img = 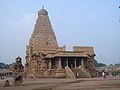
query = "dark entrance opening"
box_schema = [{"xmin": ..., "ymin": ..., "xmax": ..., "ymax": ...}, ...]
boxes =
[
  {"xmin": 68, "ymin": 57, "xmax": 75, "ymax": 68},
  {"xmin": 51, "ymin": 59, "xmax": 55, "ymax": 69},
  {"xmin": 76, "ymin": 58, "xmax": 81, "ymax": 67},
  {"xmin": 61, "ymin": 58, "xmax": 67, "ymax": 68}
]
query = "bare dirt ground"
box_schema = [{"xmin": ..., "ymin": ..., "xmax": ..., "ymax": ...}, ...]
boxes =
[{"xmin": 0, "ymin": 77, "xmax": 120, "ymax": 90}]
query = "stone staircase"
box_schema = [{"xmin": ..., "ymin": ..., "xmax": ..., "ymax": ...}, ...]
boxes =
[
  {"xmin": 65, "ymin": 66, "xmax": 76, "ymax": 78},
  {"xmin": 55, "ymin": 69, "xmax": 66, "ymax": 78},
  {"xmin": 65, "ymin": 66, "xmax": 91, "ymax": 78},
  {"xmin": 72, "ymin": 66, "xmax": 91, "ymax": 78}
]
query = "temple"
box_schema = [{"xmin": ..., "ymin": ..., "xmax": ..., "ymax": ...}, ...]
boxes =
[{"xmin": 25, "ymin": 7, "xmax": 96, "ymax": 78}]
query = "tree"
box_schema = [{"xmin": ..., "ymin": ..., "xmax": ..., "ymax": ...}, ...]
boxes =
[
  {"xmin": 0, "ymin": 62, "xmax": 5, "ymax": 69},
  {"xmin": 114, "ymin": 62, "xmax": 120, "ymax": 66},
  {"xmin": 0, "ymin": 62, "xmax": 15, "ymax": 69},
  {"xmin": 94, "ymin": 60, "xmax": 106, "ymax": 67}
]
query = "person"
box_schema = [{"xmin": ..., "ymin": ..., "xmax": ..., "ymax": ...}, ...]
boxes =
[
  {"xmin": 102, "ymin": 71, "xmax": 104, "ymax": 78},
  {"xmin": 104, "ymin": 72, "xmax": 106, "ymax": 80}
]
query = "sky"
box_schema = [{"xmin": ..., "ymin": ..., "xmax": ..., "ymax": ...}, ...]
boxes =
[{"xmin": 0, "ymin": 0, "xmax": 120, "ymax": 65}]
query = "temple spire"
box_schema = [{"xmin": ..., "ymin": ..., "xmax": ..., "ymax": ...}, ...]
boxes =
[
  {"xmin": 42, "ymin": 5, "xmax": 44, "ymax": 9},
  {"xmin": 38, "ymin": 6, "xmax": 48, "ymax": 16},
  {"xmin": 30, "ymin": 7, "xmax": 58, "ymax": 48}
]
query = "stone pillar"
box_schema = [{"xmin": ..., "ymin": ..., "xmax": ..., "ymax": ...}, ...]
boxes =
[
  {"xmin": 49, "ymin": 60, "xmax": 51, "ymax": 69},
  {"xmin": 58, "ymin": 58, "xmax": 62, "ymax": 69},
  {"xmin": 75, "ymin": 58, "xmax": 76, "ymax": 68},
  {"xmin": 84, "ymin": 60, "xmax": 87, "ymax": 69},
  {"xmin": 66, "ymin": 58, "xmax": 68, "ymax": 66},
  {"xmin": 81, "ymin": 58, "xmax": 84, "ymax": 68}
]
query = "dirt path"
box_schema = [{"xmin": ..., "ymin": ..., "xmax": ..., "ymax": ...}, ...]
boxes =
[
  {"xmin": 0, "ymin": 77, "xmax": 120, "ymax": 90},
  {"xmin": 29, "ymin": 78, "xmax": 120, "ymax": 90}
]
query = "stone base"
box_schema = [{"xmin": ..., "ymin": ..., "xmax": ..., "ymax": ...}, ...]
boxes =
[
  {"xmin": 14, "ymin": 81, "xmax": 23, "ymax": 86},
  {"xmin": 55, "ymin": 72, "xmax": 66, "ymax": 78},
  {"xmin": 55, "ymin": 69, "xmax": 66, "ymax": 78},
  {"xmin": 27, "ymin": 69, "xmax": 67, "ymax": 78}
]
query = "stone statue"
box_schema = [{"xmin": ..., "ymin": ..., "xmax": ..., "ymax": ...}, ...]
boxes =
[
  {"xmin": 4, "ymin": 80, "xmax": 10, "ymax": 87},
  {"xmin": 13, "ymin": 56, "xmax": 24, "ymax": 86}
]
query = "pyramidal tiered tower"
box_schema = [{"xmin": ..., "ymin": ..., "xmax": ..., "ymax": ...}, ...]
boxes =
[
  {"xmin": 26, "ymin": 7, "xmax": 65, "ymax": 57},
  {"xmin": 30, "ymin": 7, "xmax": 58, "ymax": 49},
  {"xmin": 25, "ymin": 7, "xmax": 66, "ymax": 77},
  {"xmin": 25, "ymin": 7, "xmax": 95, "ymax": 78}
]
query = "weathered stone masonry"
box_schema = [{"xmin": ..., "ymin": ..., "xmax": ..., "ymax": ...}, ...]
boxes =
[{"xmin": 25, "ymin": 7, "xmax": 96, "ymax": 78}]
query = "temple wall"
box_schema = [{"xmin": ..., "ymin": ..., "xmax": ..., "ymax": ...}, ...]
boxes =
[
  {"xmin": 73, "ymin": 46, "xmax": 94, "ymax": 55},
  {"xmin": 25, "ymin": 7, "xmax": 96, "ymax": 78},
  {"xmin": 32, "ymin": 46, "xmax": 66, "ymax": 54}
]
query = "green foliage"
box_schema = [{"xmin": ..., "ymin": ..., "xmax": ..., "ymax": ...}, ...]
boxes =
[
  {"xmin": 94, "ymin": 60, "xmax": 106, "ymax": 67},
  {"xmin": 114, "ymin": 62, "xmax": 120, "ymax": 66},
  {"xmin": 0, "ymin": 62, "xmax": 14, "ymax": 69},
  {"xmin": 0, "ymin": 62, "xmax": 5, "ymax": 69}
]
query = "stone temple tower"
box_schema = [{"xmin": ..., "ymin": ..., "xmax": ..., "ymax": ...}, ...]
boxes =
[
  {"xmin": 25, "ymin": 7, "xmax": 95, "ymax": 78},
  {"xmin": 30, "ymin": 6, "xmax": 58, "ymax": 49},
  {"xmin": 25, "ymin": 7, "xmax": 65, "ymax": 76},
  {"xmin": 26, "ymin": 7, "xmax": 65, "ymax": 58}
]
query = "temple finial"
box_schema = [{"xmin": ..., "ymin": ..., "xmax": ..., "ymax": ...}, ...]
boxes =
[{"xmin": 42, "ymin": 5, "xmax": 44, "ymax": 9}]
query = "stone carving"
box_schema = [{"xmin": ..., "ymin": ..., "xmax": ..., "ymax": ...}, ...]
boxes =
[
  {"xmin": 4, "ymin": 80, "xmax": 10, "ymax": 87},
  {"xmin": 13, "ymin": 56, "xmax": 24, "ymax": 85}
]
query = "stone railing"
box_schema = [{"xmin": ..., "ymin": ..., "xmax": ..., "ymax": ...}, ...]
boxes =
[
  {"xmin": 77, "ymin": 66, "xmax": 91, "ymax": 78},
  {"xmin": 65, "ymin": 66, "xmax": 76, "ymax": 78}
]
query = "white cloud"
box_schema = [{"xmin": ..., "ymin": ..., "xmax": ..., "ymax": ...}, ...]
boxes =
[
  {"xmin": 21, "ymin": 13, "xmax": 36, "ymax": 24},
  {"xmin": 0, "ymin": 13, "xmax": 36, "ymax": 64}
]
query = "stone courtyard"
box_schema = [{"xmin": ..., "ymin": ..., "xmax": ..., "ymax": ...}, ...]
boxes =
[{"xmin": 0, "ymin": 77, "xmax": 120, "ymax": 90}]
